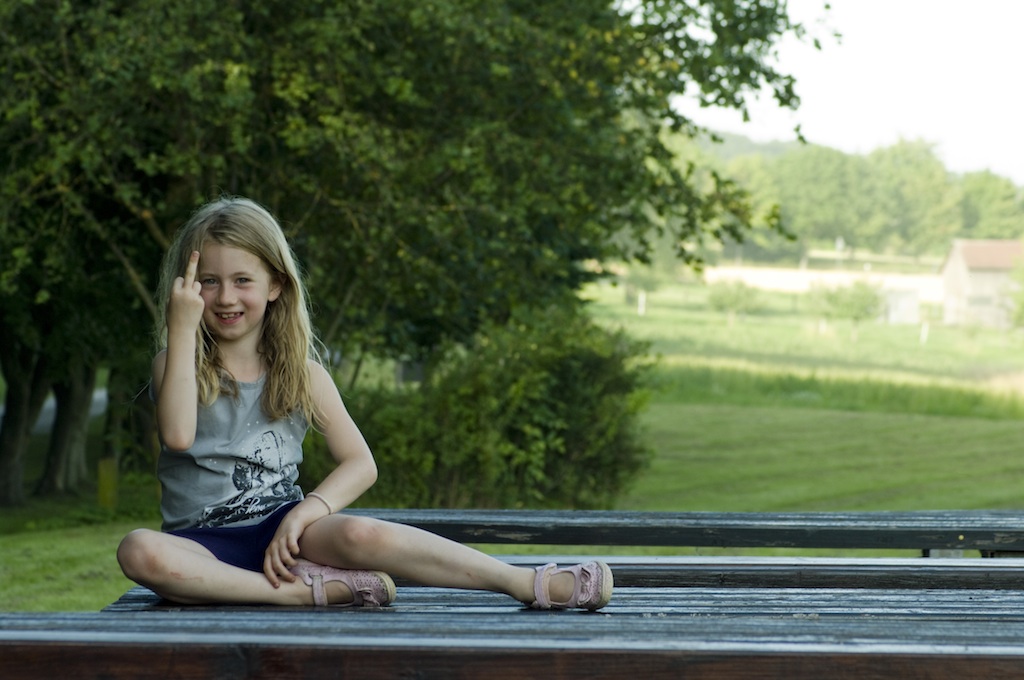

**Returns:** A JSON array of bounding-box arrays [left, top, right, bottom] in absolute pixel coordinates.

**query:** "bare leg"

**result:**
[[297, 515, 575, 604], [117, 529, 355, 605]]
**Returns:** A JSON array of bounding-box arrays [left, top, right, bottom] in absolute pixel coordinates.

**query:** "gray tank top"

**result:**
[[157, 376, 306, 531]]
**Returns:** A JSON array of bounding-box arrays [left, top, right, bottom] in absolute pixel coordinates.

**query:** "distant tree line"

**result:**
[[670, 133, 1024, 262]]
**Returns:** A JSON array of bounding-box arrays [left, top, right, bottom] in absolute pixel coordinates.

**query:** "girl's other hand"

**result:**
[[262, 503, 321, 587], [168, 250, 205, 335]]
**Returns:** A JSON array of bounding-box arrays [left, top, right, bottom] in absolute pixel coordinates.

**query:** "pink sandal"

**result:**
[[289, 559, 396, 607], [530, 561, 613, 611]]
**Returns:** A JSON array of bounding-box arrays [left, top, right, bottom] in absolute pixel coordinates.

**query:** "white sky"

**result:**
[[676, 0, 1024, 185]]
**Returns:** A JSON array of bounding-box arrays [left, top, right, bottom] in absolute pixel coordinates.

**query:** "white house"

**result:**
[[941, 239, 1024, 327]]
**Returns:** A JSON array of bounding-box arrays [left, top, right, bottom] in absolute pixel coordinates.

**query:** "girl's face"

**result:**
[[196, 242, 282, 346]]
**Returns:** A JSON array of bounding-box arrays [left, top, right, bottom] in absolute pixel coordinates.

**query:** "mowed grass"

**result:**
[[585, 279, 1024, 513], [0, 521, 157, 612], [584, 280, 1024, 386], [7, 276, 1024, 611], [618, 402, 1024, 512]]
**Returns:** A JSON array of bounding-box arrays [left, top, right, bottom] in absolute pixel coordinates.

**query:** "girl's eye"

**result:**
[[201, 279, 217, 286], [236, 278, 250, 284]]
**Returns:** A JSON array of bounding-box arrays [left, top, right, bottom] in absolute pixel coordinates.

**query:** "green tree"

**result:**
[[277, 0, 807, 363], [866, 141, 961, 256], [707, 280, 760, 325], [766, 144, 895, 256], [721, 153, 799, 262], [959, 171, 1024, 239], [808, 281, 883, 341], [0, 0, 266, 502], [0, 0, 808, 504]]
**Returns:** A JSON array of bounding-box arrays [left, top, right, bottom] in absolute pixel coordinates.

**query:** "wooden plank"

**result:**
[[5, 640, 1024, 680], [491, 555, 1024, 590], [346, 508, 1024, 551], [13, 588, 1024, 679], [103, 584, 1024, 616], [106, 555, 1024, 613], [6, 641, 1024, 680]]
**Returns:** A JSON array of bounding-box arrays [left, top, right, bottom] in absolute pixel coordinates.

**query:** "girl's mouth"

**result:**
[[216, 312, 242, 323]]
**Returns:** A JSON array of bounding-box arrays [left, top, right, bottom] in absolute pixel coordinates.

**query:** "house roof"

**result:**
[[949, 239, 1024, 271]]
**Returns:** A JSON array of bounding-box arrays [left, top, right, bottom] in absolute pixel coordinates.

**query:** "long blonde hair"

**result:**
[[156, 196, 324, 423]]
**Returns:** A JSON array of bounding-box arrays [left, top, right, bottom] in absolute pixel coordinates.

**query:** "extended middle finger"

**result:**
[[182, 250, 200, 285]]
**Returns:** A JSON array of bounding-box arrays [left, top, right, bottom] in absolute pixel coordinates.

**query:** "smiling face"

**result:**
[[197, 242, 282, 348]]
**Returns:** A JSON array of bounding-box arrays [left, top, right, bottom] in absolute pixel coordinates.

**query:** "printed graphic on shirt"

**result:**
[[196, 429, 301, 527]]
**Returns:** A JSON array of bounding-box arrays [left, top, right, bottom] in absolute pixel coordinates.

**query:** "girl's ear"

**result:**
[[268, 275, 284, 302]]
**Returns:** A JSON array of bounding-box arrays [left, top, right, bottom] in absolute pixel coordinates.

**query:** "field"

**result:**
[[584, 280, 1024, 512], [5, 277, 1024, 611]]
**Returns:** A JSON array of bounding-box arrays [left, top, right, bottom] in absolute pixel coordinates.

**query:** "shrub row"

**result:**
[[302, 306, 652, 509]]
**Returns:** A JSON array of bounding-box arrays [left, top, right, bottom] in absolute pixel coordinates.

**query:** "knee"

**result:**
[[116, 529, 164, 582], [336, 516, 390, 553]]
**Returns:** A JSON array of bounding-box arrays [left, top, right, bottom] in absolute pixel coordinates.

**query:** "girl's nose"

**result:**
[[217, 285, 237, 305]]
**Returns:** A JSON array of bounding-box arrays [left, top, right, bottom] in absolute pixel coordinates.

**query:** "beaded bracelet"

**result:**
[[306, 491, 333, 515]]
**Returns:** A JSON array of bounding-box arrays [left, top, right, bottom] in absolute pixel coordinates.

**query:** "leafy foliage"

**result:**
[[302, 306, 653, 509], [707, 280, 760, 318], [0, 0, 805, 503], [810, 282, 884, 324], [689, 134, 1024, 260], [1, 0, 806, 361], [960, 171, 1024, 239], [806, 281, 883, 341]]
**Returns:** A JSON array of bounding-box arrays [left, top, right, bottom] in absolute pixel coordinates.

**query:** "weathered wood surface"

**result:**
[[347, 508, 1024, 552], [10, 587, 1024, 678], [103, 555, 1024, 601], [15, 510, 1024, 678]]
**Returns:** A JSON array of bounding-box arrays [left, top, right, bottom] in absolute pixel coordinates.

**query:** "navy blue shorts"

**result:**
[[168, 501, 300, 572]]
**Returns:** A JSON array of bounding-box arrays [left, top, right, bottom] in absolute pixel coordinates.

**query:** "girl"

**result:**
[[117, 196, 612, 610]]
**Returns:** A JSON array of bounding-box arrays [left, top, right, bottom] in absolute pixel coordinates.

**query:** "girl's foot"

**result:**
[[289, 558, 396, 607], [529, 561, 613, 611]]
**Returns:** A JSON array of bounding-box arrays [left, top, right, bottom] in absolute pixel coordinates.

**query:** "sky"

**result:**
[[676, 0, 1024, 185]]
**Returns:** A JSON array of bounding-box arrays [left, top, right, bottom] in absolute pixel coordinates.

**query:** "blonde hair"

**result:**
[[156, 196, 324, 423]]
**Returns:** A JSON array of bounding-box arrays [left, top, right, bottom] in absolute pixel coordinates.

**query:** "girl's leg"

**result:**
[[297, 515, 577, 605], [117, 528, 355, 605]]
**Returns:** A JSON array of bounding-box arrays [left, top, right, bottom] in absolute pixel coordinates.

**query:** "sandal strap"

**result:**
[[309, 574, 328, 607], [531, 563, 557, 609], [314, 570, 364, 607]]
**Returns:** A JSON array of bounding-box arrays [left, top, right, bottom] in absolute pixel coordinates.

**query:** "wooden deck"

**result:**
[[8, 579, 1024, 678], [8, 509, 1024, 678]]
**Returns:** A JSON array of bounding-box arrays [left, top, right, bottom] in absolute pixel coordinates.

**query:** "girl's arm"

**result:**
[[302, 360, 380, 507], [262, 360, 379, 585], [155, 250, 205, 451]]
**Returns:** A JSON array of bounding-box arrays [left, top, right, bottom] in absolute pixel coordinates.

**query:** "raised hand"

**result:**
[[167, 250, 205, 337]]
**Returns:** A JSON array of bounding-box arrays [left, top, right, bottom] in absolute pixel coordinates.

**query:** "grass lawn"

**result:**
[[5, 278, 1024, 611], [619, 402, 1024, 512], [0, 521, 157, 612], [590, 280, 1024, 512], [584, 280, 1024, 385]]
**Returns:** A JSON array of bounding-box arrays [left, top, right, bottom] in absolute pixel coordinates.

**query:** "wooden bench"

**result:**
[[346, 507, 1024, 555], [8, 508, 1024, 679]]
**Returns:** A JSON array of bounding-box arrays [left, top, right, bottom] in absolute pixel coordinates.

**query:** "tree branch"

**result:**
[[60, 189, 159, 321]]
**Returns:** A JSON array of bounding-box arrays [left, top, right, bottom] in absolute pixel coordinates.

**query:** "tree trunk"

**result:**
[[0, 342, 50, 506], [103, 365, 159, 472], [0, 381, 32, 506], [103, 366, 129, 464], [36, 363, 97, 495]]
